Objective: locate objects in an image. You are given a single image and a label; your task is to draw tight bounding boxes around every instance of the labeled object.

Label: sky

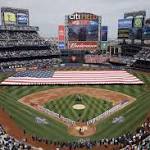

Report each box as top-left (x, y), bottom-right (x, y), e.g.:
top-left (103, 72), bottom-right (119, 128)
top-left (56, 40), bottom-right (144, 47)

top-left (0, 0), bottom-right (150, 39)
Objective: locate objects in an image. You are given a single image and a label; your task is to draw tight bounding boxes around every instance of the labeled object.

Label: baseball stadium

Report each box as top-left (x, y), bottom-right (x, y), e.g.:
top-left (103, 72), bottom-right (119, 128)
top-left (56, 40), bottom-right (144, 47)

top-left (0, 3), bottom-right (150, 150)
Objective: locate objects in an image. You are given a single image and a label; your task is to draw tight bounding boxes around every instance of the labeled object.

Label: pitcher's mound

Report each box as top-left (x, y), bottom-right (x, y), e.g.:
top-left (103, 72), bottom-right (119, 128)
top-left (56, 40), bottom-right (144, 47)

top-left (72, 104), bottom-right (86, 110)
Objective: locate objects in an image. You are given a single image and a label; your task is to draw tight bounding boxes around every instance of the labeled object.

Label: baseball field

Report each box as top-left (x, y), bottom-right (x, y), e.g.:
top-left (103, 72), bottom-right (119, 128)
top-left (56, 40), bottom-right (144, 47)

top-left (0, 70), bottom-right (150, 142)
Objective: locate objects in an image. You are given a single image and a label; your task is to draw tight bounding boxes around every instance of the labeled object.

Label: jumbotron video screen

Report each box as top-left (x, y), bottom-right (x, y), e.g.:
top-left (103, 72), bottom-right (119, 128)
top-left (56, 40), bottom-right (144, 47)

top-left (68, 20), bottom-right (98, 41)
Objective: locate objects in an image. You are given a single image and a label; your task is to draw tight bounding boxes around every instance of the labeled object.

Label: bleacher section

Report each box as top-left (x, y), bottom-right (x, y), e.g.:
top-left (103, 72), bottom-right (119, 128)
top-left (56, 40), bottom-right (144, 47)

top-left (131, 46), bottom-right (150, 69)
top-left (84, 55), bottom-right (109, 64)
top-left (134, 47), bottom-right (150, 61)
top-left (0, 124), bottom-right (32, 149)
top-left (0, 27), bottom-right (61, 69)
top-left (0, 30), bottom-right (45, 47)
top-left (120, 44), bottom-right (142, 57)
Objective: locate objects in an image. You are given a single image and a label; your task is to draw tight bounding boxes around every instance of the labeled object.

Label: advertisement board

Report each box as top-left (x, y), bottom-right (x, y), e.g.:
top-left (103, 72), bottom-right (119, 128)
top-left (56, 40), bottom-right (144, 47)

top-left (3, 12), bottom-right (16, 25)
top-left (58, 42), bottom-right (65, 49)
top-left (143, 26), bottom-right (150, 39)
top-left (118, 19), bottom-right (133, 29)
top-left (118, 29), bottom-right (131, 39)
top-left (101, 42), bottom-right (108, 50)
top-left (145, 19), bottom-right (150, 25)
top-left (143, 19), bottom-right (150, 39)
top-left (101, 26), bottom-right (108, 41)
top-left (68, 12), bottom-right (98, 22)
top-left (131, 28), bottom-right (143, 39)
top-left (58, 25), bottom-right (65, 41)
top-left (68, 41), bottom-right (97, 50)
top-left (133, 17), bottom-right (144, 28)
top-left (1, 7), bottom-right (29, 26)
top-left (17, 13), bottom-right (28, 25)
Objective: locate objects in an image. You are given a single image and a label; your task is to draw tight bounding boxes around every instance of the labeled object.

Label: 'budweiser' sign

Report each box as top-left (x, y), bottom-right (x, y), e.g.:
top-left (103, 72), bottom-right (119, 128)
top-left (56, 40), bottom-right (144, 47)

top-left (68, 42), bottom-right (97, 50)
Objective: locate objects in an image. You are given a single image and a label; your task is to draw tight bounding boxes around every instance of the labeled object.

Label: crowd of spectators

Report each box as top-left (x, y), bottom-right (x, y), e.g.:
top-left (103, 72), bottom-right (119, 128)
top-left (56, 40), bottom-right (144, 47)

top-left (109, 56), bottom-right (133, 65)
top-left (1, 115), bottom-right (148, 150)
top-left (16, 115), bottom-right (150, 149)
top-left (0, 124), bottom-right (32, 150)
top-left (0, 30), bottom-right (47, 47)
top-left (0, 58), bottom-right (62, 69)
top-left (0, 28), bottom-right (62, 69)
top-left (55, 117), bottom-right (150, 149)
top-left (134, 47), bottom-right (150, 61)
top-left (30, 117), bottom-right (150, 149)
top-left (84, 55), bottom-right (109, 64)
top-left (0, 49), bottom-right (60, 59)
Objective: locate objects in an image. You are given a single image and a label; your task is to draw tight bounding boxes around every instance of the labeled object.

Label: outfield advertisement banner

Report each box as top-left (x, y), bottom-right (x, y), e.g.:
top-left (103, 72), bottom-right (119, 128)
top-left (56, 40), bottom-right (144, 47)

top-left (3, 12), bottom-right (16, 25)
top-left (17, 13), bottom-right (28, 25)
top-left (143, 19), bottom-right (150, 39)
top-left (131, 28), bottom-right (143, 39)
top-left (101, 26), bottom-right (108, 41)
top-left (58, 42), bottom-right (65, 49)
top-left (145, 19), bottom-right (150, 25)
top-left (1, 7), bottom-right (29, 26)
top-left (101, 42), bottom-right (108, 50)
top-left (118, 29), bottom-right (131, 39)
top-left (143, 26), bottom-right (150, 39)
top-left (68, 12), bottom-right (99, 22)
top-left (118, 19), bottom-right (133, 29)
top-left (133, 17), bottom-right (144, 28)
top-left (68, 41), bottom-right (98, 50)
top-left (58, 25), bottom-right (65, 41)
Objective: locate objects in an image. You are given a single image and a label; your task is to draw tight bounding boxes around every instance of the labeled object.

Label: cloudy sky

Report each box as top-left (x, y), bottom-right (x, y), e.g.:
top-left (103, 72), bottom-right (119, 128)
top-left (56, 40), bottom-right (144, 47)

top-left (0, 0), bottom-right (150, 39)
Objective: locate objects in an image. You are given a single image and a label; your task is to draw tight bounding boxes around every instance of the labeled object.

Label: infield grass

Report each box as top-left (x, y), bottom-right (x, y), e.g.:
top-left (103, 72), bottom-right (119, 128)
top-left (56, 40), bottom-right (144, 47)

top-left (44, 94), bottom-right (112, 122)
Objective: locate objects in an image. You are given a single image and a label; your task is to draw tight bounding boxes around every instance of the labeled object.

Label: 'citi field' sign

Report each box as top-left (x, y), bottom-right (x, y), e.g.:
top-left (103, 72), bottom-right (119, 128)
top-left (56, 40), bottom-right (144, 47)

top-left (68, 12), bottom-right (98, 21)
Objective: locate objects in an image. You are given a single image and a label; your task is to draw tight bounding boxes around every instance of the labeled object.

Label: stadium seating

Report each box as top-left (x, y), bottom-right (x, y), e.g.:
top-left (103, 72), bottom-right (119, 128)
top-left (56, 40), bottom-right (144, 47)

top-left (0, 124), bottom-right (32, 150)
top-left (0, 49), bottom-right (60, 59)
top-left (0, 58), bottom-right (62, 70)
top-left (84, 55), bottom-right (109, 64)
top-left (0, 31), bottom-right (45, 47)
top-left (0, 27), bottom-right (61, 69)
top-left (134, 47), bottom-right (150, 61)
top-left (130, 47), bottom-right (150, 69)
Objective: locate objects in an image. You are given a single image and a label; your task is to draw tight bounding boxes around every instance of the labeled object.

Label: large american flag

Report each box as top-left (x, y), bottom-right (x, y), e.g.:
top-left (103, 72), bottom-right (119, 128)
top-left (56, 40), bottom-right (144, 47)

top-left (1, 71), bottom-right (143, 85)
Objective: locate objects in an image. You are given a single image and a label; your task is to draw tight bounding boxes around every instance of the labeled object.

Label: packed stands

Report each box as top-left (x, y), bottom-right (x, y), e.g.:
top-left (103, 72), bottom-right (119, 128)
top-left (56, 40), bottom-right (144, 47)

top-left (0, 25), bottom-right (61, 69)
top-left (1, 114), bottom-right (149, 150)
top-left (131, 46), bottom-right (150, 69)
top-left (134, 47), bottom-right (150, 61)
top-left (0, 49), bottom-right (60, 59)
top-left (84, 55), bottom-right (109, 64)
top-left (0, 30), bottom-right (46, 47)
top-left (0, 124), bottom-right (32, 150)
top-left (109, 56), bottom-right (133, 65)
top-left (0, 58), bottom-right (61, 69)
top-left (1, 70), bottom-right (143, 85)
top-left (120, 44), bottom-right (142, 57)
top-left (132, 60), bottom-right (150, 70)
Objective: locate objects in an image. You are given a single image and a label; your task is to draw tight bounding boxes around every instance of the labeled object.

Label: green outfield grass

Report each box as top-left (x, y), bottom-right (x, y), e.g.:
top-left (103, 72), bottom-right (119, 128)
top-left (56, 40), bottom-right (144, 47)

top-left (44, 94), bottom-right (112, 121)
top-left (0, 71), bottom-right (150, 141)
